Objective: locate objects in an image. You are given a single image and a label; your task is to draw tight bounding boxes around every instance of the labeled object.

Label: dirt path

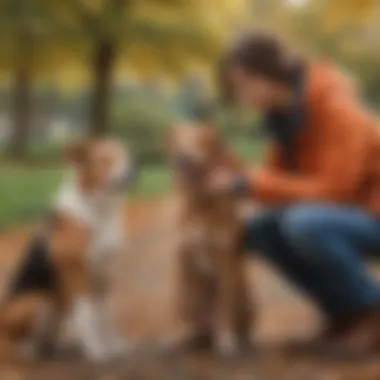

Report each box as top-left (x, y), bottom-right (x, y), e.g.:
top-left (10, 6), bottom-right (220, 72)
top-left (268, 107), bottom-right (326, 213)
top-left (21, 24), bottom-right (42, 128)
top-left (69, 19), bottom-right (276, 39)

top-left (0, 200), bottom-right (379, 380)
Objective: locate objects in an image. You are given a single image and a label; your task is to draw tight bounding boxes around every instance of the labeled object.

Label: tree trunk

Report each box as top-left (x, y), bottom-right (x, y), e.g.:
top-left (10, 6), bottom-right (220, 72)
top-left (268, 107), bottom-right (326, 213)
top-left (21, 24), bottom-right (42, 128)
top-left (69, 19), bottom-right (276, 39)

top-left (89, 40), bottom-right (116, 136)
top-left (8, 63), bottom-right (32, 158)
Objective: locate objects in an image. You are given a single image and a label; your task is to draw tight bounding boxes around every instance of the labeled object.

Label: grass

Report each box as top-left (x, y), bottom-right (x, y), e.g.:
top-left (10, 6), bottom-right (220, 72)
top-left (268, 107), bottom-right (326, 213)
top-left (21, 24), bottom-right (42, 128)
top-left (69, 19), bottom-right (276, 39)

top-left (130, 166), bottom-right (170, 199)
top-left (0, 166), bottom-right (62, 230)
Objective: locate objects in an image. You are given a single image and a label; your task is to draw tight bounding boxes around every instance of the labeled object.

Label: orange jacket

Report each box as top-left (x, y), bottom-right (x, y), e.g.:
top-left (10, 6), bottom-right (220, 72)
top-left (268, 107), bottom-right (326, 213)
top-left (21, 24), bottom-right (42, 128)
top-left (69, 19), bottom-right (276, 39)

top-left (251, 62), bottom-right (380, 214)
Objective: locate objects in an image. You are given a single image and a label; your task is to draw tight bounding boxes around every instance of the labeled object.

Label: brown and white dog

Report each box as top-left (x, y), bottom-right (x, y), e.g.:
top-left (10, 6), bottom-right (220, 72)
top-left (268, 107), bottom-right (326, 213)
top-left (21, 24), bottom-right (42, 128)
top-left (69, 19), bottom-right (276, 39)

top-left (0, 139), bottom-right (136, 362)
top-left (167, 124), bottom-right (253, 356)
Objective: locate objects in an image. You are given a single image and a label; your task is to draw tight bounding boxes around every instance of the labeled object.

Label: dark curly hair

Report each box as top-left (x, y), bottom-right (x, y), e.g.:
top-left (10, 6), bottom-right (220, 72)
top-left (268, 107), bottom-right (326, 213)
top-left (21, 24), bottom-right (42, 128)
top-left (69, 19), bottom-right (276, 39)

top-left (218, 32), bottom-right (301, 104)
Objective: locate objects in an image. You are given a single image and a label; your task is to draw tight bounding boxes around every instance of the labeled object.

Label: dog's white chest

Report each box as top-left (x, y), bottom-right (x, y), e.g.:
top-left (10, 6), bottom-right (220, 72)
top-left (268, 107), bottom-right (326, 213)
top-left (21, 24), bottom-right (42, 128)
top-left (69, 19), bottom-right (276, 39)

top-left (55, 182), bottom-right (125, 272)
top-left (89, 214), bottom-right (124, 268)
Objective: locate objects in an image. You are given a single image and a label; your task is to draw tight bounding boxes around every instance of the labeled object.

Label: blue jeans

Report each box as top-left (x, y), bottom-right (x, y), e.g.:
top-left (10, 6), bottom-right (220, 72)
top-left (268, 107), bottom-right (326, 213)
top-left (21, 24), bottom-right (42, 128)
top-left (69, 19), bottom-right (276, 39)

top-left (244, 204), bottom-right (380, 318)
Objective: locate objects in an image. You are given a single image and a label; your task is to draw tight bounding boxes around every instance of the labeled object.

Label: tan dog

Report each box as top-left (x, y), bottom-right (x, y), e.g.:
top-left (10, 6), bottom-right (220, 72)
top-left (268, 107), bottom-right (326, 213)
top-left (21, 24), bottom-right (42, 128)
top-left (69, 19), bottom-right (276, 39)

top-left (167, 124), bottom-right (253, 356)
top-left (0, 139), bottom-right (136, 362)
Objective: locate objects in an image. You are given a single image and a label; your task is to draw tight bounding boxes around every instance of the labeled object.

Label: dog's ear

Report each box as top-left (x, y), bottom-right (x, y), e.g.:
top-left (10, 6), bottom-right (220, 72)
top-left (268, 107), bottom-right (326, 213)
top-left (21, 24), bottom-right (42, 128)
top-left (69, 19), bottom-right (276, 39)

top-left (64, 140), bottom-right (91, 164)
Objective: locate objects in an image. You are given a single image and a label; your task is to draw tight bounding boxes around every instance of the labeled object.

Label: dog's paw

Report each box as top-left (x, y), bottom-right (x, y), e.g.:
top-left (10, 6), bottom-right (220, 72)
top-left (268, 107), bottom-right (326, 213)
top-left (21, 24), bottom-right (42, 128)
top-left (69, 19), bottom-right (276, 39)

top-left (214, 330), bottom-right (239, 357)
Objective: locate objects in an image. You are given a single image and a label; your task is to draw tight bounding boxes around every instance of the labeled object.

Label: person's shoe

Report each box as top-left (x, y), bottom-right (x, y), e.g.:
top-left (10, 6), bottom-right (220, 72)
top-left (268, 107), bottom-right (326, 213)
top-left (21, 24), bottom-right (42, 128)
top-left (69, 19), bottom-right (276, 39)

top-left (284, 315), bottom-right (354, 355)
top-left (287, 308), bottom-right (380, 361)
top-left (312, 309), bottom-right (380, 361)
top-left (286, 308), bottom-right (380, 360)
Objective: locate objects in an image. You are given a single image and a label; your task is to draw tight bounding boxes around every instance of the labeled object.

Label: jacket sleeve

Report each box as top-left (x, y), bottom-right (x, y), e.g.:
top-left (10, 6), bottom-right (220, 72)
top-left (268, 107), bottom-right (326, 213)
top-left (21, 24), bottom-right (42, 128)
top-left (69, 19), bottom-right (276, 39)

top-left (248, 96), bottom-right (371, 205)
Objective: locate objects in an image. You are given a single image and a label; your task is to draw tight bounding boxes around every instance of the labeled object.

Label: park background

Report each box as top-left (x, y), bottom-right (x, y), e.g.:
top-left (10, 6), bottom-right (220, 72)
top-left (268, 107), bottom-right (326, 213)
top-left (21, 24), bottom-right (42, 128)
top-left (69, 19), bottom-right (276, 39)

top-left (0, 0), bottom-right (377, 229)
top-left (2, 1), bottom-right (380, 378)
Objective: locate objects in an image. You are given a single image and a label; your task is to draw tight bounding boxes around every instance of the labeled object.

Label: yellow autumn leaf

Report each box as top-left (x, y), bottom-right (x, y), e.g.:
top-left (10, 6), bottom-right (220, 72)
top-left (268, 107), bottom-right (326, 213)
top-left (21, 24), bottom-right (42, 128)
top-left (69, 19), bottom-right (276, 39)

top-left (323, 0), bottom-right (374, 32)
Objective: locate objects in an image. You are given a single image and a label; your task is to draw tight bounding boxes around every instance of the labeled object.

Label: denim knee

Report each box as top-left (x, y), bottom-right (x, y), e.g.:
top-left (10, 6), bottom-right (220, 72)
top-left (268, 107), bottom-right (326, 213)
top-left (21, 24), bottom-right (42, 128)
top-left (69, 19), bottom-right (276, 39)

top-left (280, 205), bottom-right (334, 260)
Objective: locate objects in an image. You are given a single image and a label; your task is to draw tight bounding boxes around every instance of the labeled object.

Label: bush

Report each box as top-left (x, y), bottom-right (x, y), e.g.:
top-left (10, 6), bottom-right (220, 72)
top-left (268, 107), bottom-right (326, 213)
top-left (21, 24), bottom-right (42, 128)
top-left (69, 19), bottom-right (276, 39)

top-left (111, 94), bottom-right (267, 165)
top-left (111, 92), bottom-right (176, 165)
top-left (0, 88), bottom-right (268, 166)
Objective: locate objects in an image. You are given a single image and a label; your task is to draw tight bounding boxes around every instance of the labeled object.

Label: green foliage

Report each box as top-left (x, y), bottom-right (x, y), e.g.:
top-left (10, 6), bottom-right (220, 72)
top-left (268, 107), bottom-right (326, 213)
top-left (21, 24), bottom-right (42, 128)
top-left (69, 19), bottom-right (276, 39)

top-left (0, 166), bottom-right (62, 230)
top-left (111, 90), bottom-right (175, 164)
top-left (129, 166), bottom-right (171, 199)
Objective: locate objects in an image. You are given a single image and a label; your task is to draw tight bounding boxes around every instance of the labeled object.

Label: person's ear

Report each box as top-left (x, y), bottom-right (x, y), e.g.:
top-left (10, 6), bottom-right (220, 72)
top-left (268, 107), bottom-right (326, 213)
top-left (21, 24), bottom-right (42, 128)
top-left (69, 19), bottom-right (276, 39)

top-left (64, 139), bottom-right (91, 164)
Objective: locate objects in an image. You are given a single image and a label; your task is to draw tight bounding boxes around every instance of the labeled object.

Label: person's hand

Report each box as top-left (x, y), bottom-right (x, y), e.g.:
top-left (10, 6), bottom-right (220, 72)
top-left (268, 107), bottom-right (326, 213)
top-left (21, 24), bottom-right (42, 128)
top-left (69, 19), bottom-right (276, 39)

top-left (206, 169), bottom-right (251, 197)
